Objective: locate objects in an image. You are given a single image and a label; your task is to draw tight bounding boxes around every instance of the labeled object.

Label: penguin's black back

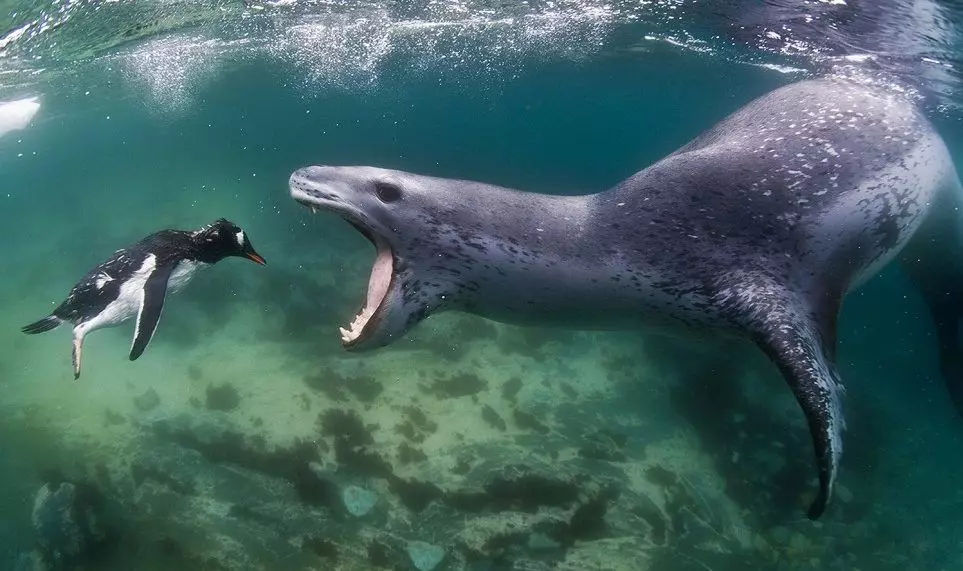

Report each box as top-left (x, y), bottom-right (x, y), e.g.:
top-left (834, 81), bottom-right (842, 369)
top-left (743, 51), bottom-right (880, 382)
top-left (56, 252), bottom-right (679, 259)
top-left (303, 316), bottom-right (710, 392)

top-left (54, 230), bottom-right (199, 323)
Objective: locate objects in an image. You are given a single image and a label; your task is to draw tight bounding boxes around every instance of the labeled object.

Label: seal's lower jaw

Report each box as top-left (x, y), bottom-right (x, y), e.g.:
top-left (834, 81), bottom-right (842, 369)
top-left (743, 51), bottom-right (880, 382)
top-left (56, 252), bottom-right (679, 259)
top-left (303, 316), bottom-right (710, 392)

top-left (291, 193), bottom-right (394, 350)
top-left (338, 227), bottom-right (394, 349)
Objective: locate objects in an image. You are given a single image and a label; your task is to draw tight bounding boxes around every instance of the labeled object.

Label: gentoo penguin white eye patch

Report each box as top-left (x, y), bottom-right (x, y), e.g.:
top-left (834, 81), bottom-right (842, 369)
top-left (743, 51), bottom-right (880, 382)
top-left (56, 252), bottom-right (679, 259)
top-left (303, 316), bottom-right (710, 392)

top-left (235, 230), bottom-right (245, 245)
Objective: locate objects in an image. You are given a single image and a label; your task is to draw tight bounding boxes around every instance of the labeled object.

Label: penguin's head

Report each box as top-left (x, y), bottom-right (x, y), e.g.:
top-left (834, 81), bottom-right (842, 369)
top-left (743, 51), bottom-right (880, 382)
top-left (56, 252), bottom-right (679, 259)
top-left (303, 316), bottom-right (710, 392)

top-left (194, 218), bottom-right (266, 265)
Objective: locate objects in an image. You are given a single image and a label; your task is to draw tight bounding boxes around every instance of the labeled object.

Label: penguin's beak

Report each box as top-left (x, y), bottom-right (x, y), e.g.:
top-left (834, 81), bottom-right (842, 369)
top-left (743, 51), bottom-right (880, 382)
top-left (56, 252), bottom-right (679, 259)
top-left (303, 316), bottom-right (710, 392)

top-left (245, 251), bottom-right (267, 265)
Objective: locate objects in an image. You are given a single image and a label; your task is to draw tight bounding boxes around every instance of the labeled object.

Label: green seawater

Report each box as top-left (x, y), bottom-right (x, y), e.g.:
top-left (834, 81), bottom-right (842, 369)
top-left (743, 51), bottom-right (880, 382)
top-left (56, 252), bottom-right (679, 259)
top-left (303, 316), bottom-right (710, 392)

top-left (2, 1), bottom-right (963, 570)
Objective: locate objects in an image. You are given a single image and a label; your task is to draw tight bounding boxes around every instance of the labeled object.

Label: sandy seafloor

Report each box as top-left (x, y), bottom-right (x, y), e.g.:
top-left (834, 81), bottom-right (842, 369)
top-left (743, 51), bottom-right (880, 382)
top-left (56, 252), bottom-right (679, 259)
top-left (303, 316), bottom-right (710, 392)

top-left (2, 47), bottom-right (963, 570)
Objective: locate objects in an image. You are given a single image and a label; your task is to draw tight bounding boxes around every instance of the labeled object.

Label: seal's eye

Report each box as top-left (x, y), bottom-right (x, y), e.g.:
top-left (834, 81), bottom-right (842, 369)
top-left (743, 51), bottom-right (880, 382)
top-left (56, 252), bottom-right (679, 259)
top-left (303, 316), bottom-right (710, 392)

top-left (375, 182), bottom-right (402, 203)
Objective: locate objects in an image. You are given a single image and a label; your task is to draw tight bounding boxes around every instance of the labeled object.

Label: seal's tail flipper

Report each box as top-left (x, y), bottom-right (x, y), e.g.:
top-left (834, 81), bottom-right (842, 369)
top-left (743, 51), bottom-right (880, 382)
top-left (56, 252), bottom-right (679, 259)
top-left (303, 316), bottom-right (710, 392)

top-left (720, 278), bottom-right (845, 520)
top-left (22, 315), bottom-right (62, 334)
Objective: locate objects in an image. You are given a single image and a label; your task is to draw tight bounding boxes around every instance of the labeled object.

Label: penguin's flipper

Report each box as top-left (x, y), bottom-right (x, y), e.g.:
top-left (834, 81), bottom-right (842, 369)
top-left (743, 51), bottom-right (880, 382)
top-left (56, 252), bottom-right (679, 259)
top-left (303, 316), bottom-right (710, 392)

top-left (130, 263), bottom-right (175, 361)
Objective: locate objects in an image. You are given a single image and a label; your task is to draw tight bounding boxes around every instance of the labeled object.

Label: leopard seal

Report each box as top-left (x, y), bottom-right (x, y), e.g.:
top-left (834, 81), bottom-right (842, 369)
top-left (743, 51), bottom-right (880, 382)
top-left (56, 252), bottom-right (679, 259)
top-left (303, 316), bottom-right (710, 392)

top-left (288, 76), bottom-right (962, 520)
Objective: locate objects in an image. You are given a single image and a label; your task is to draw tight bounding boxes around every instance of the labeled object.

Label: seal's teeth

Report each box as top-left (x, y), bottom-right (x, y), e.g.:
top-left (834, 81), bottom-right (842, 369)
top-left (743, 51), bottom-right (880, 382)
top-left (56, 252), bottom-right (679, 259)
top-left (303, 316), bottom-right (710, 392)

top-left (339, 327), bottom-right (351, 341)
top-left (311, 207), bottom-right (318, 214)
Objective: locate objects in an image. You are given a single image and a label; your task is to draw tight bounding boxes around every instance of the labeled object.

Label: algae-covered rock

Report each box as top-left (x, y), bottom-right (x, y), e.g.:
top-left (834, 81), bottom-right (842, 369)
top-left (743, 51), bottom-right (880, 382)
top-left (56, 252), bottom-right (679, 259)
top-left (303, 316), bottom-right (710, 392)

top-left (554, 537), bottom-right (650, 571)
top-left (26, 343), bottom-right (771, 571)
top-left (12, 550), bottom-right (47, 571)
top-left (205, 384), bottom-right (241, 411)
top-left (31, 480), bottom-right (111, 569)
top-left (133, 388), bottom-right (160, 412)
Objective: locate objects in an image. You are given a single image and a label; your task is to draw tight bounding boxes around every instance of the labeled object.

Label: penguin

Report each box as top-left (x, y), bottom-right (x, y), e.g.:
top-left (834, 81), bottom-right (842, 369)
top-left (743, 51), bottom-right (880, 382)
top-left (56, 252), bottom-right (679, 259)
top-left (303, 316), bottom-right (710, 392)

top-left (21, 218), bottom-right (266, 379)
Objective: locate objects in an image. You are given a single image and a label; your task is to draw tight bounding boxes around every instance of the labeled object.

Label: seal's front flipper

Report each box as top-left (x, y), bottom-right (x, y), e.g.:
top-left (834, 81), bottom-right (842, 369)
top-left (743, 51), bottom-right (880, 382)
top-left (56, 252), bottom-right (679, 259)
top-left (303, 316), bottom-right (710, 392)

top-left (130, 263), bottom-right (175, 361)
top-left (722, 279), bottom-right (845, 520)
top-left (900, 182), bottom-right (963, 418)
top-left (921, 295), bottom-right (963, 414)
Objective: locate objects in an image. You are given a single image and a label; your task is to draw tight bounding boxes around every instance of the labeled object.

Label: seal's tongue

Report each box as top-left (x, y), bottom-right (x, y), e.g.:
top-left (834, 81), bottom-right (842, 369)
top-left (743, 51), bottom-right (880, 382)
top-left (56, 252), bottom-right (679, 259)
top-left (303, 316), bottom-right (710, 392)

top-left (340, 237), bottom-right (393, 345)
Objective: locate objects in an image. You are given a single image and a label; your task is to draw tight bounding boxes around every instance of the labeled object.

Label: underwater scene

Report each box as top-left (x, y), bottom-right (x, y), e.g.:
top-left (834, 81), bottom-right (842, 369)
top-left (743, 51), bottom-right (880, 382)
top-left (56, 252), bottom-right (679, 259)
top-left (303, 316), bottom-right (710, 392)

top-left (3, 1), bottom-right (963, 570)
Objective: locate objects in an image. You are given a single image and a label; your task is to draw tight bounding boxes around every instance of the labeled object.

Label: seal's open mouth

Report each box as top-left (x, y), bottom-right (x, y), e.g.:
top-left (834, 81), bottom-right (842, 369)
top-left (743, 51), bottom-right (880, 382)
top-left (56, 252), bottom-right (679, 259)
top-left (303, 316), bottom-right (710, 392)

top-left (340, 219), bottom-right (394, 347)
top-left (296, 198), bottom-right (394, 348)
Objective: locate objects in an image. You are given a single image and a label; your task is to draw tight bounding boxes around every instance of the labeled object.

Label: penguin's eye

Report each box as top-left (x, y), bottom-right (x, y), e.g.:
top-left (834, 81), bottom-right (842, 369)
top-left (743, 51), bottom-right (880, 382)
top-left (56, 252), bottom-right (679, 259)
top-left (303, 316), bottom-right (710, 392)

top-left (374, 182), bottom-right (402, 203)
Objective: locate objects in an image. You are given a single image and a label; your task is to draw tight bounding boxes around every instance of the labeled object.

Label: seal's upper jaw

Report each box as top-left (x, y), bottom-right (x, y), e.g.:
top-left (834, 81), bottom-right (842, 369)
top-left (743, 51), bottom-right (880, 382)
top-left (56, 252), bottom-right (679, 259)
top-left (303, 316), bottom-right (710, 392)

top-left (289, 166), bottom-right (398, 350)
top-left (289, 166), bottom-right (351, 213)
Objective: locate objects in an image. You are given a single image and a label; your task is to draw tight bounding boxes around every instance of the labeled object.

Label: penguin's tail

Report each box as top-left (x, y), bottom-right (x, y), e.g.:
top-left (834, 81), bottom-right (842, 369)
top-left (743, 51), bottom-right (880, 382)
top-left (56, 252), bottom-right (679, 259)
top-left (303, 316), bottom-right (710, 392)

top-left (21, 315), bottom-right (62, 335)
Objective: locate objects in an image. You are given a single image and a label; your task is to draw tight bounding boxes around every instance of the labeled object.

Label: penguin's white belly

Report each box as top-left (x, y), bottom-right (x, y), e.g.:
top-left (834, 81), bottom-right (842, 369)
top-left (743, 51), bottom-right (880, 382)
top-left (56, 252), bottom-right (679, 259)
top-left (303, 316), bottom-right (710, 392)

top-left (168, 260), bottom-right (207, 294)
top-left (90, 291), bottom-right (141, 331)
top-left (79, 255), bottom-right (160, 334)
top-left (75, 256), bottom-right (207, 336)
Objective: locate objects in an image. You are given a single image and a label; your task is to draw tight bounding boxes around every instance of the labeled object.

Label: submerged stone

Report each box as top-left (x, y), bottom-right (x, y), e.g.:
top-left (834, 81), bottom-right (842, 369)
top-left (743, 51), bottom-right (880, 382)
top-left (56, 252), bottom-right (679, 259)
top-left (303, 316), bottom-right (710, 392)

top-left (32, 482), bottom-right (82, 560)
top-left (406, 540), bottom-right (446, 571)
top-left (341, 485), bottom-right (378, 517)
top-left (528, 532), bottom-right (562, 550)
top-left (12, 550), bottom-right (47, 571)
